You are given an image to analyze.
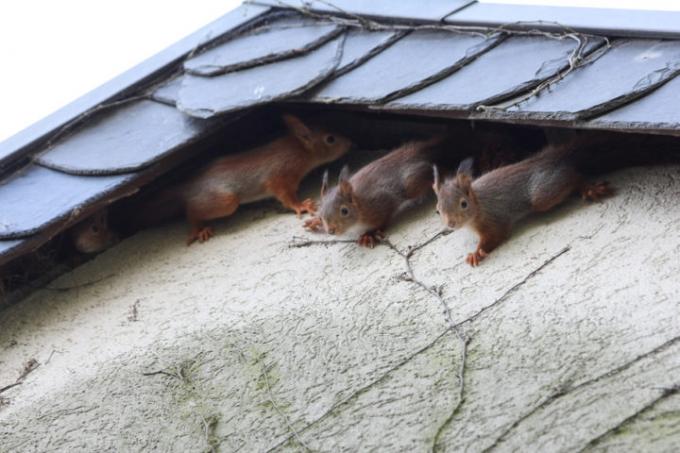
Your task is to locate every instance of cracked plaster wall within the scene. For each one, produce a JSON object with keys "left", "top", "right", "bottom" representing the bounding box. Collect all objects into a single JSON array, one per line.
[{"left": 0, "top": 165, "right": 679, "bottom": 452}]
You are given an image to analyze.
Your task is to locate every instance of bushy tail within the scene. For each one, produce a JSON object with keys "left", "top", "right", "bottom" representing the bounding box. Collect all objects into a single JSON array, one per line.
[
  {"left": 114, "top": 187, "right": 184, "bottom": 234},
  {"left": 430, "top": 122, "right": 548, "bottom": 175},
  {"left": 549, "top": 130, "right": 680, "bottom": 175}
]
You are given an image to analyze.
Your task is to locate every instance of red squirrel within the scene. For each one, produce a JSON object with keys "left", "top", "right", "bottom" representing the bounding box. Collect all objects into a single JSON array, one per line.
[
  {"left": 304, "top": 137, "right": 444, "bottom": 247},
  {"left": 433, "top": 142, "right": 612, "bottom": 267},
  {"left": 71, "top": 210, "right": 117, "bottom": 254},
  {"left": 135, "top": 114, "right": 352, "bottom": 244}
]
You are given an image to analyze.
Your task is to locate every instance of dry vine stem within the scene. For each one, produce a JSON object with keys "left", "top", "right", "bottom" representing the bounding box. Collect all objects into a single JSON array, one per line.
[{"left": 257, "top": 0, "right": 610, "bottom": 108}]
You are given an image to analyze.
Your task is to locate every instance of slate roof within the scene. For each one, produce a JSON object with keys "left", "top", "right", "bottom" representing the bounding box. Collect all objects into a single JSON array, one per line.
[{"left": 2, "top": 0, "right": 680, "bottom": 267}]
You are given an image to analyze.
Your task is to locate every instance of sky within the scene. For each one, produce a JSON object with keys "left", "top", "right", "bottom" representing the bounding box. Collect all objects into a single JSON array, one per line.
[{"left": 0, "top": 0, "right": 679, "bottom": 143}]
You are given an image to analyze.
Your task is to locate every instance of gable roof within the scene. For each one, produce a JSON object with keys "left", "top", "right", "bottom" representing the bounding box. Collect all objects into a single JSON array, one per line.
[{"left": 2, "top": 0, "right": 680, "bottom": 268}]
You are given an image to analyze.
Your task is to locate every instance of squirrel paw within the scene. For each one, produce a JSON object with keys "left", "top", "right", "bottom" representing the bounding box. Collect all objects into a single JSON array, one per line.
[
  {"left": 466, "top": 249, "right": 488, "bottom": 267},
  {"left": 187, "top": 227, "right": 214, "bottom": 246},
  {"left": 357, "top": 230, "right": 385, "bottom": 249},
  {"left": 303, "top": 216, "right": 323, "bottom": 232},
  {"left": 294, "top": 198, "right": 317, "bottom": 218},
  {"left": 581, "top": 181, "right": 612, "bottom": 201}
]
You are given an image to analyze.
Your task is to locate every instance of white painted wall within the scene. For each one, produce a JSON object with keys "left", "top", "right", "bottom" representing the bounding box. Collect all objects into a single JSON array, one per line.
[{"left": 1, "top": 166, "right": 678, "bottom": 450}]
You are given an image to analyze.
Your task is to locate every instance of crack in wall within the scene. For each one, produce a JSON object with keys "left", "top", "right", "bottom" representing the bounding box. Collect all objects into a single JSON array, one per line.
[
  {"left": 578, "top": 384, "right": 680, "bottom": 452},
  {"left": 287, "top": 232, "right": 570, "bottom": 452},
  {"left": 260, "top": 361, "right": 312, "bottom": 452},
  {"left": 482, "top": 335, "right": 680, "bottom": 452},
  {"left": 456, "top": 246, "right": 570, "bottom": 328},
  {"left": 266, "top": 328, "right": 454, "bottom": 452},
  {"left": 381, "top": 235, "right": 469, "bottom": 453}
]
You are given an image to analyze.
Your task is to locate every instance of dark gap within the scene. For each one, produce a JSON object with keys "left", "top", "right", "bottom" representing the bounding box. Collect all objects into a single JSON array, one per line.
[{"left": 2, "top": 105, "right": 680, "bottom": 309}]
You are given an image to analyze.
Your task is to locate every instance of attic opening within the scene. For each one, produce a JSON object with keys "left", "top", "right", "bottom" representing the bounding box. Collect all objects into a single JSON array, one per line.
[
  {"left": 2, "top": 4, "right": 680, "bottom": 306},
  {"left": 2, "top": 106, "right": 679, "bottom": 306}
]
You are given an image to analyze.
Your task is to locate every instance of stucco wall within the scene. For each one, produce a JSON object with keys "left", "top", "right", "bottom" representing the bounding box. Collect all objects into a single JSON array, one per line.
[{"left": 1, "top": 166, "right": 679, "bottom": 452}]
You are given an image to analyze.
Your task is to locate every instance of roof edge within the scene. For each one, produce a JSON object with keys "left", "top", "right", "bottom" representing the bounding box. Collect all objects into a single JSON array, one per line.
[
  {"left": 444, "top": 3, "right": 680, "bottom": 40},
  {"left": 0, "top": 3, "right": 271, "bottom": 173}
]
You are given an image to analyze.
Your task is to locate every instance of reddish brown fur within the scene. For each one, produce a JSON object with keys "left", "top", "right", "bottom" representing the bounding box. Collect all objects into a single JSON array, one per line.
[
  {"left": 71, "top": 210, "right": 117, "bottom": 254},
  {"left": 307, "top": 137, "right": 443, "bottom": 247},
  {"left": 134, "top": 115, "right": 351, "bottom": 245},
  {"left": 435, "top": 143, "right": 613, "bottom": 266}
]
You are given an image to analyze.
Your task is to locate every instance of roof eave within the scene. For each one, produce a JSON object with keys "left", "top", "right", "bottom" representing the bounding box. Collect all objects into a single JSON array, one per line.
[{"left": 0, "top": 2, "right": 271, "bottom": 173}]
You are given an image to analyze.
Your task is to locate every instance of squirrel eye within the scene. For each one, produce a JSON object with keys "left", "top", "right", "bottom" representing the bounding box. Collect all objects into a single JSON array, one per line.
[
  {"left": 340, "top": 206, "right": 349, "bottom": 217},
  {"left": 460, "top": 199, "right": 468, "bottom": 210},
  {"left": 325, "top": 135, "right": 336, "bottom": 145}
]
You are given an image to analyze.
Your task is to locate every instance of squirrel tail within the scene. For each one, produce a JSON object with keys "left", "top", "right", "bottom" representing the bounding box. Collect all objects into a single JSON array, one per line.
[
  {"left": 547, "top": 130, "right": 680, "bottom": 175},
  {"left": 115, "top": 187, "right": 184, "bottom": 234}
]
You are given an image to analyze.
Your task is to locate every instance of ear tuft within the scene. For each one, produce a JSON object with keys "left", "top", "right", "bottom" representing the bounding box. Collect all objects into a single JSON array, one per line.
[
  {"left": 283, "top": 114, "right": 313, "bottom": 149},
  {"left": 457, "top": 157, "right": 475, "bottom": 178},
  {"left": 321, "top": 169, "right": 329, "bottom": 198},
  {"left": 338, "top": 165, "right": 351, "bottom": 183},
  {"left": 338, "top": 166, "right": 353, "bottom": 198},
  {"left": 432, "top": 164, "right": 441, "bottom": 194}
]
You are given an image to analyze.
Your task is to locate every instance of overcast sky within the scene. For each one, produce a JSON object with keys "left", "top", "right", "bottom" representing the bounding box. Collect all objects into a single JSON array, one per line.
[{"left": 0, "top": 0, "right": 679, "bottom": 143}]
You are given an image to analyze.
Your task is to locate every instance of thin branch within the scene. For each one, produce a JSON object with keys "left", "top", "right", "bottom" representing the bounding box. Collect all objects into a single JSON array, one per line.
[
  {"left": 266, "top": 328, "right": 453, "bottom": 452},
  {"left": 141, "top": 370, "right": 179, "bottom": 379},
  {"left": 261, "top": 363, "right": 312, "bottom": 452},
  {"left": 37, "top": 274, "right": 117, "bottom": 292},
  {"left": 483, "top": 335, "right": 680, "bottom": 451},
  {"left": 288, "top": 236, "right": 356, "bottom": 248},
  {"left": 456, "top": 246, "right": 570, "bottom": 328},
  {"left": 0, "top": 358, "right": 40, "bottom": 396},
  {"left": 0, "top": 382, "right": 22, "bottom": 395},
  {"left": 382, "top": 236, "right": 470, "bottom": 453},
  {"left": 578, "top": 385, "right": 680, "bottom": 452},
  {"left": 257, "top": 0, "right": 609, "bottom": 43},
  {"left": 201, "top": 414, "right": 220, "bottom": 453}
]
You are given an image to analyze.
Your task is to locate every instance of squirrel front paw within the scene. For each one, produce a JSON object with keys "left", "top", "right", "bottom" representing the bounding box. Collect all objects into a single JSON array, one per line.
[
  {"left": 294, "top": 198, "right": 317, "bottom": 217},
  {"left": 357, "top": 230, "right": 385, "bottom": 249},
  {"left": 187, "top": 227, "right": 214, "bottom": 246},
  {"left": 466, "top": 248, "right": 488, "bottom": 267},
  {"left": 303, "top": 216, "right": 323, "bottom": 232},
  {"left": 580, "top": 181, "right": 612, "bottom": 201}
]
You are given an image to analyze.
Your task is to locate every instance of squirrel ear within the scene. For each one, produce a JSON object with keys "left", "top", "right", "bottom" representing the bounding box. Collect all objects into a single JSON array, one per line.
[
  {"left": 283, "top": 114, "right": 313, "bottom": 150},
  {"left": 338, "top": 165, "right": 351, "bottom": 184},
  {"left": 321, "top": 169, "right": 329, "bottom": 198},
  {"left": 432, "top": 164, "right": 441, "bottom": 194},
  {"left": 456, "top": 173, "right": 472, "bottom": 195},
  {"left": 457, "top": 157, "right": 475, "bottom": 178},
  {"left": 338, "top": 166, "right": 353, "bottom": 198}
]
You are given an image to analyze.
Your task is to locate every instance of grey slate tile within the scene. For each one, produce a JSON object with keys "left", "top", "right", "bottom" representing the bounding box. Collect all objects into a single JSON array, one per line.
[
  {"left": 386, "top": 35, "right": 605, "bottom": 111},
  {"left": 334, "top": 28, "right": 406, "bottom": 76},
  {"left": 35, "top": 100, "right": 216, "bottom": 175},
  {"left": 0, "top": 239, "right": 24, "bottom": 257},
  {"left": 445, "top": 3, "right": 680, "bottom": 39},
  {"left": 588, "top": 75, "right": 680, "bottom": 132},
  {"left": 0, "top": 3, "right": 270, "bottom": 173},
  {"left": 248, "top": 0, "right": 474, "bottom": 22},
  {"left": 309, "top": 30, "right": 503, "bottom": 104},
  {"left": 184, "top": 16, "right": 343, "bottom": 76},
  {"left": 151, "top": 76, "right": 184, "bottom": 106},
  {"left": 507, "top": 40, "right": 680, "bottom": 120},
  {"left": 178, "top": 34, "right": 345, "bottom": 118},
  {"left": 0, "top": 165, "right": 130, "bottom": 239}
]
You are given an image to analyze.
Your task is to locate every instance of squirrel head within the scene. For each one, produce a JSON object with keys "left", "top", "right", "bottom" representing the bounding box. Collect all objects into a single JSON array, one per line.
[
  {"left": 317, "top": 166, "right": 360, "bottom": 236},
  {"left": 283, "top": 114, "right": 352, "bottom": 164},
  {"left": 71, "top": 210, "right": 117, "bottom": 254},
  {"left": 433, "top": 158, "right": 478, "bottom": 230}
]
